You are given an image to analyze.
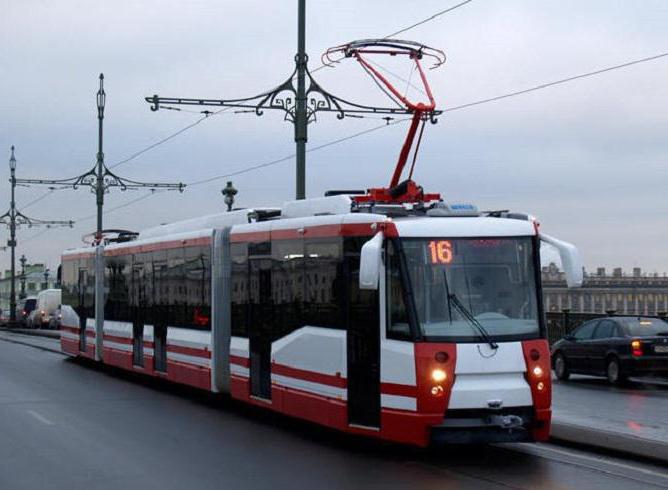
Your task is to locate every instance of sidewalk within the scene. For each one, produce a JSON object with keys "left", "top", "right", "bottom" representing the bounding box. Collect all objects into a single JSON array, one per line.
[{"left": 551, "top": 376, "right": 668, "bottom": 463}]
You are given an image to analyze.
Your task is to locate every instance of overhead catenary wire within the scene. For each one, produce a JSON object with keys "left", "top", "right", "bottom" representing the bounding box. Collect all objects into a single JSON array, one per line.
[
  {"left": 384, "top": 0, "right": 475, "bottom": 39},
  {"left": 109, "top": 107, "right": 232, "bottom": 169},
  {"left": 442, "top": 51, "right": 668, "bottom": 113},
  {"left": 22, "top": 189, "right": 57, "bottom": 210},
  {"left": 187, "top": 117, "right": 411, "bottom": 187}
]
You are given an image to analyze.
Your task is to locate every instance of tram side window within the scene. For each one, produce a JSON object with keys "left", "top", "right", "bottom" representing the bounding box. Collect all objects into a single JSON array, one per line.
[
  {"left": 79, "top": 256, "right": 95, "bottom": 319},
  {"left": 61, "top": 259, "right": 77, "bottom": 311},
  {"left": 184, "top": 245, "right": 211, "bottom": 330},
  {"left": 130, "top": 254, "right": 147, "bottom": 324},
  {"left": 271, "top": 239, "right": 304, "bottom": 338},
  {"left": 104, "top": 254, "right": 131, "bottom": 322},
  {"left": 231, "top": 242, "right": 249, "bottom": 337},
  {"left": 167, "top": 247, "right": 185, "bottom": 326},
  {"left": 152, "top": 251, "right": 168, "bottom": 327},
  {"left": 303, "top": 238, "right": 344, "bottom": 330},
  {"left": 386, "top": 241, "right": 411, "bottom": 341}
]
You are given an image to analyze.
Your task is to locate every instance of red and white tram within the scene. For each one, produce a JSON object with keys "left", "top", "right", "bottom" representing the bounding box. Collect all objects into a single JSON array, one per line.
[
  {"left": 60, "top": 192, "right": 582, "bottom": 446},
  {"left": 59, "top": 40, "right": 582, "bottom": 446}
]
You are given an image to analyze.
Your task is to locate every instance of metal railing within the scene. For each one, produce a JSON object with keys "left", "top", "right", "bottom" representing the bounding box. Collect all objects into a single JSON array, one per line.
[{"left": 546, "top": 309, "right": 668, "bottom": 345}]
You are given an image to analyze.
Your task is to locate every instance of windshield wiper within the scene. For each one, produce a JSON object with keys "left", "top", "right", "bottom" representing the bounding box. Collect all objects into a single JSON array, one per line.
[{"left": 443, "top": 271, "right": 498, "bottom": 350}]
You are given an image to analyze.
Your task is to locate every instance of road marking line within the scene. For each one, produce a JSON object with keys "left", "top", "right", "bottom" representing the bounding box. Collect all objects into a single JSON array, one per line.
[
  {"left": 514, "top": 443, "right": 668, "bottom": 480},
  {"left": 27, "top": 410, "right": 54, "bottom": 426}
]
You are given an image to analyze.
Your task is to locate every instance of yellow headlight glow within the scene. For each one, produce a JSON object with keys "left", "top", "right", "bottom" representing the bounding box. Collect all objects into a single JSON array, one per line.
[{"left": 431, "top": 368, "right": 447, "bottom": 383}]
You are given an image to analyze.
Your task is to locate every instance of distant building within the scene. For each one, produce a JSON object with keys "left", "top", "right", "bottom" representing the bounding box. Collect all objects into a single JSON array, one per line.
[
  {"left": 542, "top": 263, "right": 668, "bottom": 316},
  {"left": 0, "top": 263, "right": 58, "bottom": 311}
]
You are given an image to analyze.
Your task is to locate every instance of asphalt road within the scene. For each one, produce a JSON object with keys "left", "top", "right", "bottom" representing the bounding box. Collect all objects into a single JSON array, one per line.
[{"left": 0, "top": 336, "right": 666, "bottom": 490}]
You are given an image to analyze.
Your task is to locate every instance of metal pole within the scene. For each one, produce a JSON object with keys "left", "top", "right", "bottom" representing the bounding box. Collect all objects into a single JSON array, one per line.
[
  {"left": 294, "top": 0, "right": 307, "bottom": 200},
  {"left": 19, "top": 254, "right": 26, "bottom": 300},
  {"left": 8, "top": 147, "right": 17, "bottom": 323},
  {"left": 96, "top": 73, "right": 106, "bottom": 242}
]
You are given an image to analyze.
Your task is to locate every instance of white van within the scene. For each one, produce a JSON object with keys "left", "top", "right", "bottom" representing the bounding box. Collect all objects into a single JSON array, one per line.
[{"left": 29, "top": 289, "right": 62, "bottom": 328}]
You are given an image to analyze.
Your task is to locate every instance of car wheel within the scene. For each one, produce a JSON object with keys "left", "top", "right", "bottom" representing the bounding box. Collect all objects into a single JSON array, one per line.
[
  {"left": 606, "top": 357, "right": 627, "bottom": 385},
  {"left": 554, "top": 352, "right": 570, "bottom": 381}
]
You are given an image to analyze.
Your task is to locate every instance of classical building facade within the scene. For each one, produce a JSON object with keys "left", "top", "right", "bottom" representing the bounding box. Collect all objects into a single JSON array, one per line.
[
  {"left": 542, "top": 264, "right": 668, "bottom": 316},
  {"left": 0, "top": 263, "right": 58, "bottom": 312}
]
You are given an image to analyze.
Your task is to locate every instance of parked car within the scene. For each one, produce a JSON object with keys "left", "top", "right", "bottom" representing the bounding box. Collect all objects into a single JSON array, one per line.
[
  {"left": 27, "top": 289, "right": 61, "bottom": 329},
  {"left": 552, "top": 316, "right": 668, "bottom": 384}
]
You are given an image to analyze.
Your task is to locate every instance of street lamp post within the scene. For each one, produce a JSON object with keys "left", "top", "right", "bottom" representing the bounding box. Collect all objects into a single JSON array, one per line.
[
  {"left": 1, "top": 147, "right": 74, "bottom": 324},
  {"left": 95, "top": 74, "right": 106, "bottom": 242},
  {"left": 8, "top": 147, "right": 17, "bottom": 323},
  {"left": 19, "top": 254, "right": 27, "bottom": 300}
]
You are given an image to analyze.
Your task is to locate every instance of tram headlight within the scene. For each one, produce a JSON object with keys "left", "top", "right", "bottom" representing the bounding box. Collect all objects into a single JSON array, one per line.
[
  {"left": 537, "top": 381, "right": 545, "bottom": 391},
  {"left": 532, "top": 366, "right": 543, "bottom": 378},
  {"left": 431, "top": 368, "right": 447, "bottom": 383}
]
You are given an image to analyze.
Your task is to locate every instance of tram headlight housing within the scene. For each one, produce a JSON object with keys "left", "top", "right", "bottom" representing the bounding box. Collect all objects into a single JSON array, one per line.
[{"left": 431, "top": 368, "right": 447, "bottom": 383}]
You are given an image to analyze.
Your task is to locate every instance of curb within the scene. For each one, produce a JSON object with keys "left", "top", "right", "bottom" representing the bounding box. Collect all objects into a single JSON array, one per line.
[
  {"left": 0, "top": 327, "right": 60, "bottom": 339},
  {"left": 551, "top": 419, "right": 668, "bottom": 464},
  {"left": 0, "top": 333, "right": 63, "bottom": 355}
]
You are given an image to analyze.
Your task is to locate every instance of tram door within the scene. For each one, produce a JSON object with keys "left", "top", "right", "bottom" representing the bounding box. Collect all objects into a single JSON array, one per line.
[
  {"left": 249, "top": 244, "right": 273, "bottom": 400},
  {"left": 346, "top": 255, "right": 381, "bottom": 428}
]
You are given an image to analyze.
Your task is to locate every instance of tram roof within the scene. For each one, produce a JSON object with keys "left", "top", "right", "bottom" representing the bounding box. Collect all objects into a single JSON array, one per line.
[{"left": 62, "top": 196, "right": 537, "bottom": 256}]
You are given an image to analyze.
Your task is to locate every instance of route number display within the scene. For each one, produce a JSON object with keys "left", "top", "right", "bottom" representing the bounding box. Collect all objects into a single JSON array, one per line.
[{"left": 428, "top": 240, "right": 453, "bottom": 264}]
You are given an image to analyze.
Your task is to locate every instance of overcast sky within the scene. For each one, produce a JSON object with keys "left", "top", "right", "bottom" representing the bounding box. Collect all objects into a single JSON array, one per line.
[{"left": 1, "top": 0, "right": 667, "bottom": 275}]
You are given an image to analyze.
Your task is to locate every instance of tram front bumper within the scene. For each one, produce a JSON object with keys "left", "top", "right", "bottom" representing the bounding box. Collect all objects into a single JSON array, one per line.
[{"left": 429, "top": 407, "right": 535, "bottom": 444}]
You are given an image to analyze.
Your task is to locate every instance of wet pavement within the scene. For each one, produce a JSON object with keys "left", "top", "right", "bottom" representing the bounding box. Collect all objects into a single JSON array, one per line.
[
  {"left": 0, "top": 335, "right": 667, "bottom": 489},
  {"left": 553, "top": 375, "right": 668, "bottom": 444}
]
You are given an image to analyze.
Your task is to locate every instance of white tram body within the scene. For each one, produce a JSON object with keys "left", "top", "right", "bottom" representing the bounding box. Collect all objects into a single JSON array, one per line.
[{"left": 60, "top": 195, "right": 581, "bottom": 446}]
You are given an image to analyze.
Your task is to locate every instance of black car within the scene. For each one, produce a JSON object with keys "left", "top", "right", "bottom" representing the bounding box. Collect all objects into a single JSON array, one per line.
[{"left": 551, "top": 316, "right": 668, "bottom": 384}]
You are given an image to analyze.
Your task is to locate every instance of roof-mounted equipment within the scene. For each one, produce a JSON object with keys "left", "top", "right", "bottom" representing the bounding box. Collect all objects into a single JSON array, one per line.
[{"left": 323, "top": 39, "right": 445, "bottom": 205}]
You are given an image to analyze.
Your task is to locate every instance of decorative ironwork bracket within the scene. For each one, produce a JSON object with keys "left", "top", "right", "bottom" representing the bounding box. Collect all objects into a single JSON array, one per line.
[
  {"left": 145, "top": 61, "right": 442, "bottom": 124},
  {"left": 0, "top": 209, "right": 73, "bottom": 228},
  {"left": 16, "top": 164, "right": 185, "bottom": 194}
]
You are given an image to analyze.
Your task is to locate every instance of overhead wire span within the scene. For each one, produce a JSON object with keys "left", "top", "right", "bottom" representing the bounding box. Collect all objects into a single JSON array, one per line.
[
  {"left": 109, "top": 107, "right": 232, "bottom": 169},
  {"left": 384, "top": 0, "right": 475, "bottom": 39},
  {"left": 187, "top": 117, "right": 411, "bottom": 187},
  {"left": 442, "top": 51, "right": 668, "bottom": 113},
  {"left": 22, "top": 189, "right": 57, "bottom": 210}
]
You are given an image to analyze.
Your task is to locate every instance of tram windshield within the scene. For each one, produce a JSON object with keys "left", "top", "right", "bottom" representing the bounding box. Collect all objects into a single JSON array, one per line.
[{"left": 388, "top": 237, "right": 541, "bottom": 342}]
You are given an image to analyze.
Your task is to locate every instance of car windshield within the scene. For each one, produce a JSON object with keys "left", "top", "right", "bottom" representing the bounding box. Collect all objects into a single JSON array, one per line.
[
  {"left": 621, "top": 318, "right": 668, "bottom": 336},
  {"left": 391, "top": 237, "right": 540, "bottom": 341}
]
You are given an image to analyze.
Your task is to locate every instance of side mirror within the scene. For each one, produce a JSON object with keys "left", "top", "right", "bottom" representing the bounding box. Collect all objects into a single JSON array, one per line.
[
  {"left": 564, "top": 334, "right": 575, "bottom": 342},
  {"left": 359, "top": 232, "right": 383, "bottom": 290},
  {"left": 540, "top": 233, "right": 583, "bottom": 288}
]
